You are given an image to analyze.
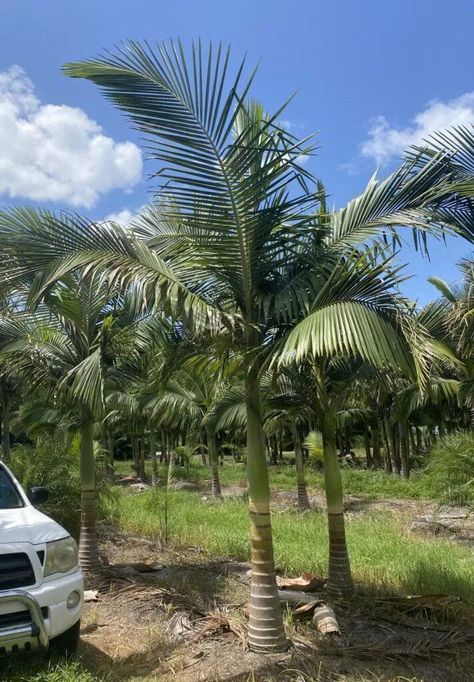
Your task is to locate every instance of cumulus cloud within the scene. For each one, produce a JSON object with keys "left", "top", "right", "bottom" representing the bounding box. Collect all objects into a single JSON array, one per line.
[
  {"left": 0, "top": 65, "right": 142, "bottom": 207},
  {"left": 104, "top": 207, "right": 137, "bottom": 226},
  {"left": 361, "top": 92, "right": 474, "bottom": 164}
]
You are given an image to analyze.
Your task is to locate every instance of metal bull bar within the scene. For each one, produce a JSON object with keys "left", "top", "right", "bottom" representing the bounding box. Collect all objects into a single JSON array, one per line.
[{"left": 0, "top": 589, "right": 48, "bottom": 652}]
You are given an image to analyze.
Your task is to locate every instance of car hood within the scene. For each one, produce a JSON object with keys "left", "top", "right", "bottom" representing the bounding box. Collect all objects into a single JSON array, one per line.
[{"left": 0, "top": 505, "right": 68, "bottom": 545}]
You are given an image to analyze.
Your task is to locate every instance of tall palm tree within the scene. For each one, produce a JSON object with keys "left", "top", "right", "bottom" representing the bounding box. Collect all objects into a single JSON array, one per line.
[{"left": 0, "top": 276, "right": 131, "bottom": 578}]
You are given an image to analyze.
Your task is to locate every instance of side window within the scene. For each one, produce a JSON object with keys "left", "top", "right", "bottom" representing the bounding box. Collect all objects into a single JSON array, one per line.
[{"left": 0, "top": 467, "right": 23, "bottom": 509}]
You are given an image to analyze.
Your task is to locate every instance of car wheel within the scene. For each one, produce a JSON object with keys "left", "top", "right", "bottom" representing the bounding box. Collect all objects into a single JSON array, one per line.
[{"left": 49, "top": 619, "right": 80, "bottom": 657}]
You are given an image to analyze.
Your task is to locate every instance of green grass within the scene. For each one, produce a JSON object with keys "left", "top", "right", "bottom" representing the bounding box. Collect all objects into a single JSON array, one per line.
[
  {"left": 114, "top": 457, "right": 438, "bottom": 500},
  {"left": 0, "top": 658, "right": 101, "bottom": 682},
  {"left": 103, "top": 487, "right": 474, "bottom": 605}
]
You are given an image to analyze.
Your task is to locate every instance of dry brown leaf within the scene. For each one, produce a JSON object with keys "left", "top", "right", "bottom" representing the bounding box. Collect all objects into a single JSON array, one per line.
[
  {"left": 312, "top": 605, "right": 340, "bottom": 635},
  {"left": 293, "top": 599, "right": 324, "bottom": 616},
  {"left": 277, "top": 573, "right": 326, "bottom": 592}
]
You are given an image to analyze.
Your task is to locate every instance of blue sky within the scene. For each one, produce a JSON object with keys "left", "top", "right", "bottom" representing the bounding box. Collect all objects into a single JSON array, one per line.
[{"left": 0, "top": 0, "right": 472, "bottom": 302}]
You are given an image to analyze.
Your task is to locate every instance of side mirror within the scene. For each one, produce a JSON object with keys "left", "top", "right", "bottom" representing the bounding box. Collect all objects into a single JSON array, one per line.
[{"left": 30, "top": 486, "right": 49, "bottom": 505}]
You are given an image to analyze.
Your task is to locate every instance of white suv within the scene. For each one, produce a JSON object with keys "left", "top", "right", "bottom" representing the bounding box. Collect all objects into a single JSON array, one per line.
[{"left": 0, "top": 460, "right": 83, "bottom": 655}]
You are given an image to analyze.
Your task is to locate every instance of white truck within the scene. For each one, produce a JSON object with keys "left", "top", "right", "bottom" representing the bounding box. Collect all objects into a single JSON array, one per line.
[{"left": 0, "top": 460, "right": 83, "bottom": 655}]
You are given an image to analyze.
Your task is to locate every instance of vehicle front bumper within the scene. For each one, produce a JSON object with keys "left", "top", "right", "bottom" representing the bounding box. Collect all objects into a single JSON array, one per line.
[
  {"left": 0, "top": 570, "right": 83, "bottom": 653},
  {"left": 0, "top": 590, "right": 48, "bottom": 653}
]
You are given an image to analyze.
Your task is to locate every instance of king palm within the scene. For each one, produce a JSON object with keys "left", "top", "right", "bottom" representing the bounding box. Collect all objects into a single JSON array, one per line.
[
  {"left": 1, "top": 41, "right": 474, "bottom": 649},
  {"left": 0, "top": 275, "right": 128, "bottom": 579}
]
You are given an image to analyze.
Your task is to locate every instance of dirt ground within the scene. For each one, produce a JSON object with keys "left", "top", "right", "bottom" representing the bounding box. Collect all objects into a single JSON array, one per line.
[{"left": 77, "top": 507, "right": 474, "bottom": 682}]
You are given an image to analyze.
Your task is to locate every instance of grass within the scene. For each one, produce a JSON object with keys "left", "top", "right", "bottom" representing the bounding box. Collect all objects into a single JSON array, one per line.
[
  {"left": 0, "top": 658, "right": 101, "bottom": 682},
  {"left": 103, "top": 487, "right": 474, "bottom": 606},
  {"left": 114, "top": 457, "right": 439, "bottom": 500}
]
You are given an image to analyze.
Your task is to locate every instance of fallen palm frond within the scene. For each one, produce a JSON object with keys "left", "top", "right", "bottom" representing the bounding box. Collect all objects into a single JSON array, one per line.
[
  {"left": 277, "top": 573, "right": 327, "bottom": 592},
  {"left": 278, "top": 589, "right": 323, "bottom": 608},
  {"left": 338, "top": 629, "right": 474, "bottom": 661},
  {"left": 189, "top": 608, "right": 247, "bottom": 648},
  {"left": 374, "top": 593, "right": 462, "bottom": 611}
]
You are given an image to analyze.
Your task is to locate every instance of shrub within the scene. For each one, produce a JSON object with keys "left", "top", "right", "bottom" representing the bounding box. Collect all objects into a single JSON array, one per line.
[
  {"left": 425, "top": 431, "right": 474, "bottom": 506},
  {"left": 304, "top": 431, "right": 324, "bottom": 467},
  {"left": 10, "top": 436, "right": 82, "bottom": 538}
]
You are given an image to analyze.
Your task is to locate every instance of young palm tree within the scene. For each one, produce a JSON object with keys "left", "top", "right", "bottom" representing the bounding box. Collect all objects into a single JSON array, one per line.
[
  {"left": 0, "top": 276, "right": 129, "bottom": 578},
  {"left": 156, "top": 360, "right": 228, "bottom": 496}
]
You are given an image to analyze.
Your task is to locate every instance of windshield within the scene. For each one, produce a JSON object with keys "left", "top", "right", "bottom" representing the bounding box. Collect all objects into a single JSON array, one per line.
[{"left": 0, "top": 466, "right": 23, "bottom": 509}]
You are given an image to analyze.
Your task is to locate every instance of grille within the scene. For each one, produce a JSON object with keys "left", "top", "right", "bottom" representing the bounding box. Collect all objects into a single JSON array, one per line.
[
  {"left": 0, "top": 553, "right": 35, "bottom": 590},
  {"left": 0, "top": 607, "right": 48, "bottom": 629}
]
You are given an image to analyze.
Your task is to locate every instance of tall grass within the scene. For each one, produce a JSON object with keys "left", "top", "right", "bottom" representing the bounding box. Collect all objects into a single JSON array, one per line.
[
  {"left": 103, "top": 488, "right": 474, "bottom": 605},
  {"left": 115, "top": 458, "right": 437, "bottom": 500}
]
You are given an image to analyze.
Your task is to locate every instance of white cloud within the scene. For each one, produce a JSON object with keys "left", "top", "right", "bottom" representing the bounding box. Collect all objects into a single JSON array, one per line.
[
  {"left": 279, "top": 119, "right": 305, "bottom": 131},
  {"left": 338, "top": 161, "right": 360, "bottom": 177},
  {"left": 0, "top": 65, "right": 142, "bottom": 208},
  {"left": 104, "top": 207, "right": 137, "bottom": 226},
  {"left": 361, "top": 92, "right": 474, "bottom": 164}
]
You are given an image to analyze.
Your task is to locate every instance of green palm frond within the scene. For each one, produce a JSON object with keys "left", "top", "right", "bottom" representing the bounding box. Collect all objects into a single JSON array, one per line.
[{"left": 281, "top": 300, "right": 412, "bottom": 373}]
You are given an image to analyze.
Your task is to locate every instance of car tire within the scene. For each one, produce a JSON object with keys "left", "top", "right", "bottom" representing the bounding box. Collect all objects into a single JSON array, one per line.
[{"left": 49, "top": 619, "right": 80, "bottom": 657}]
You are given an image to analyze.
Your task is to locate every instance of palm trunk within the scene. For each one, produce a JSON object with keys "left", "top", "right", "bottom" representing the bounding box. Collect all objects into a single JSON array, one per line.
[
  {"left": 206, "top": 428, "right": 222, "bottom": 497},
  {"left": 246, "top": 370, "right": 286, "bottom": 652},
  {"left": 363, "top": 427, "right": 372, "bottom": 468},
  {"left": 387, "top": 417, "right": 400, "bottom": 476},
  {"left": 0, "top": 393, "right": 10, "bottom": 463},
  {"left": 107, "top": 433, "right": 114, "bottom": 482},
  {"left": 399, "top": 421, "right": 410, "bottom": 479},
  {"left": 409, "top": 427, "right": 417, "bottom": 459},
  {"left": 372, "top": 424, "right": 382, "bottom": 468},
  {"left": 79, "top": 415, "right": 99, "bottom": 580},
  {"left": 200, "top": 431, "right": 207, "bottom": 466},
  {"left": 138, "top": 433, "right": 146, "bottom": 480},
  {"left": 381, "top": 417, "right": 392, "bottom": 473},
  {"left": 293, "top": 426, "right": 310, "bottom": 510},
  {"left": 321, "top": 409, "right": 354, "bottom": 599},
  {"left": 150, "top": 431, "right": 158, "bottom": 486}
]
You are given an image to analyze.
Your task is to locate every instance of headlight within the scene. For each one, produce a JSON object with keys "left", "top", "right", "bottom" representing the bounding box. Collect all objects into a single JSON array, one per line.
[{"left": 44, "top": 537, "right": 78, "bottom": 577}]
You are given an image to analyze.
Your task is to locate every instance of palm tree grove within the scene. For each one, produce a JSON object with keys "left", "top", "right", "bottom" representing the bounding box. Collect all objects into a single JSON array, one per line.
[{"left": 0, "top": 9, "right": 473, "bottom": 682}]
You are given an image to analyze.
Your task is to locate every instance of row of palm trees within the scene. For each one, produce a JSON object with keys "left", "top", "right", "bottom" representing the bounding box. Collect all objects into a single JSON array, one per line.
[{"left": 0, "top": 40, "right": 473, "bottom": 652}]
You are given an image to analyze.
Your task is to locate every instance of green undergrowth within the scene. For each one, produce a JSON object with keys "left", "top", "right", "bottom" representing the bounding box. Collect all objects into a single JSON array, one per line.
[
  {"left": 114, "top": 458, "right": 437, "bottom": 500},
  {"left": 103, "top": 487, "right": 474, "bottom": 606},
  {"left": 0, "top": 658, "right": 100, "bottom": 682}
]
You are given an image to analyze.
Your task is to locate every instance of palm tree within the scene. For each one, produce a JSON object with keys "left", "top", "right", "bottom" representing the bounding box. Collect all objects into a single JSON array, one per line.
[{"left": 0, "top": 276, "right": 131, "bottom": 579}]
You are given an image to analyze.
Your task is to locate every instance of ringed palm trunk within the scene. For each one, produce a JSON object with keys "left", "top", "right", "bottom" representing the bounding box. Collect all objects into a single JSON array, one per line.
[
  {"left": 79, "top": 413, "right": 99, "bottom": 579},
  {"left": 321, "top": 409, "right": 354, "bottom": 599},
  {"left": 246, "top": 369, "right": 286, "bottom": 652},
  {"left": 206, "top": 428, "right": 222, "bottom": 497},
  {"left": 293, "top": 427, "right": 310, "bottom": 511}
]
